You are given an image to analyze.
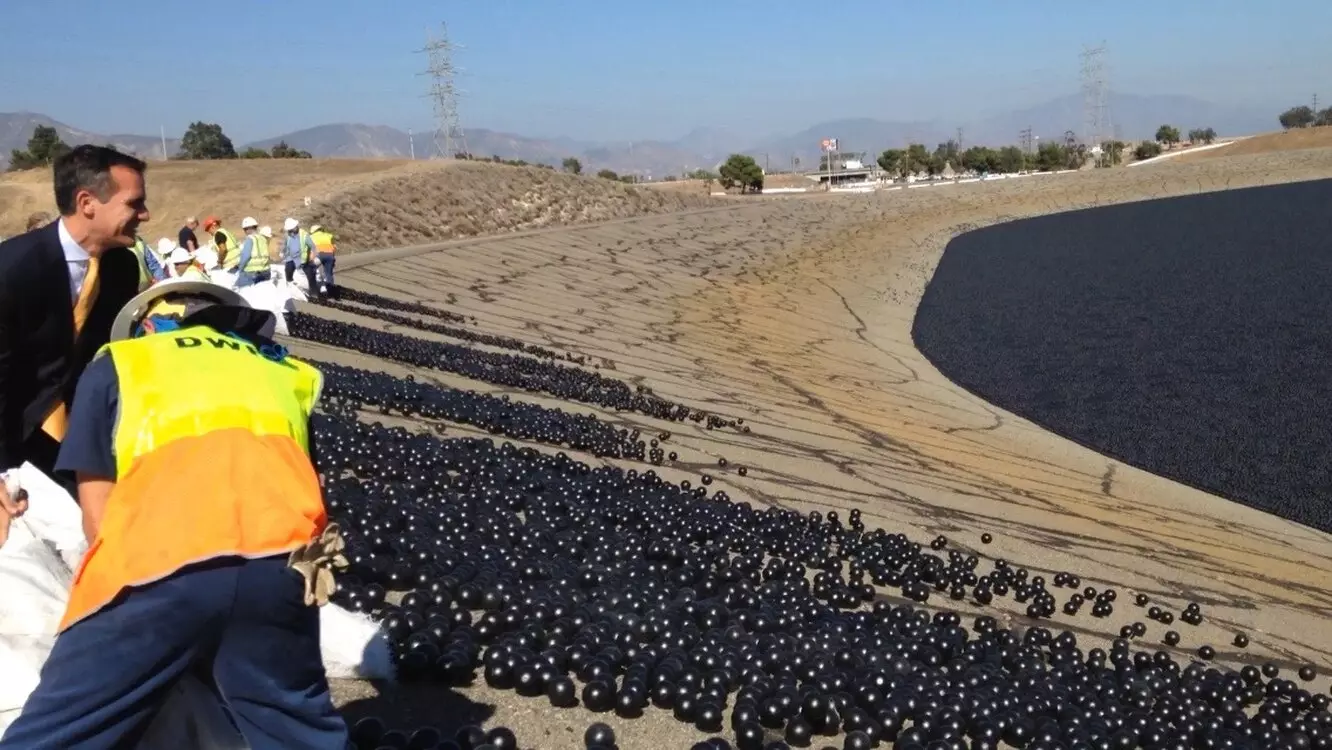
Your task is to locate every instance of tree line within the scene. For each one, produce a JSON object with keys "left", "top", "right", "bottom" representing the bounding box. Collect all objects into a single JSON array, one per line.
[
  {"left": 1277, "top": 103, "right": 1332, "bottom": 129},
  {"left": 5, "top": 122, "right": 312, "bottom": 171}
]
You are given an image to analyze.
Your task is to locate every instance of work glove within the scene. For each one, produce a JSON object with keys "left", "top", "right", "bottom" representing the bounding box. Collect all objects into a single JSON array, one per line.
[
  {"left": 286, "top": 522, "right": 349, "bottom": 607},
  {"left": 0, "top": 470, "right": 29, "bottom": 550}
]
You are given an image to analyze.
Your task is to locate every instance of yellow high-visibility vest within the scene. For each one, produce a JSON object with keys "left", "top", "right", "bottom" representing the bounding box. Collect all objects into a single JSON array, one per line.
[
  {"left": 217, "top": 228, "right": 241, "bottom": 270},
  {"left": 243, "top": 234, "right": 271, "bottom": 274},
  {"left": 60, "top": 325, "right": 325, "bottom": 633},
  {"left": 311, "top": 229, "right": 336, "bottom": 256}
]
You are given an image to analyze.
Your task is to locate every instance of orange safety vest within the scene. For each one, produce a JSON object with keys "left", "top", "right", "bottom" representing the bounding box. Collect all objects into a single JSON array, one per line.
[
  {"left": 59, "top": 325, "right": 327, "bottom": 633},
  {"left": 311, "top": 229, "right": 336, "bottom": 256}
]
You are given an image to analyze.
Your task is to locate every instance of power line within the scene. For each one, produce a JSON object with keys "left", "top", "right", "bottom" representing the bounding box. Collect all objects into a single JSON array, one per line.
[
  {"left": 418, "top": 23, "right": 467, "bottom": 159},
  {"left": 1081, "top": 43, "right": 1112, "bottom": 165}
]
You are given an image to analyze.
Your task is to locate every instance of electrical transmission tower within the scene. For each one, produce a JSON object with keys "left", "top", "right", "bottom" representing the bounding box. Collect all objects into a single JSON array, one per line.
[
  {"left": 418, "top": 23, "right": 468, "bottom": 159},
  {"left": 1081, "top": 44, "right": 1112, "bottom": 165},
  {"left": 1019, "top": 127, "right": 1033, "bottom": 154}
]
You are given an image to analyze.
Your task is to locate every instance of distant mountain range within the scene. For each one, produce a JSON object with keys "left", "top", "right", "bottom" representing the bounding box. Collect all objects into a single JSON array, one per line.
[{"left": 1, "top": 92, "right": 1277, "bottom": 176}]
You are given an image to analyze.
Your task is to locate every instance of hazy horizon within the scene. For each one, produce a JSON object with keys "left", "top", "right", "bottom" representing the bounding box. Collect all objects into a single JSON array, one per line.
[{"left": 2, "top": 0, "right": 1328, "bottom": 144}]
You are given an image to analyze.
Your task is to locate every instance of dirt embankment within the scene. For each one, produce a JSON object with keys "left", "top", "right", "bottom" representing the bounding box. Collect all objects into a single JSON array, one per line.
[
  {"left": 306, "top": 161, "right": 720, "bottom": 252},
  {"left": 0, "top": 158, "right": 721, "bottom": 248}
]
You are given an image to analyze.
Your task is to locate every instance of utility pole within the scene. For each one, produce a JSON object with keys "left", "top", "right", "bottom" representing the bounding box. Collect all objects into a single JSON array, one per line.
[
  {"left": 408, "top": 129, "right": 415, "bottom": 160},
  {"left": 418, "top": 23, "right": 468, "bottom": 159},
  {"left": 1314, "top": 93, "right": 1319, "bottom": 114},
  {"left": 1081, "top": 43, "right": 1111, "bottom": 166},
  {"left": 1019, "top": 127, "right": 1033, "bottom": 170},
  {"left": 160, "top": 126, "right": 167, "bottom": 160},
  {"left": 956, "top": 127, "right": 963, "bottom": 152}
]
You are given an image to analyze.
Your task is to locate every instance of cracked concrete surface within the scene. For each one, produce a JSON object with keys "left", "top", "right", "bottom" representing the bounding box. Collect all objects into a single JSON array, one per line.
[{"left": 302, "top": 149, "right": 1332, "bottom": 748}]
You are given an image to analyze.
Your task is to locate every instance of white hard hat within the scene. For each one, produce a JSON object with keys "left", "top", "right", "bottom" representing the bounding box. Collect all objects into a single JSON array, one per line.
[
  {"left": 283, "top": 217, "right": 300, "bottom": 232},
  {"left": 240, "top": 216, "right": 259, "bottom": 229},
  {"left": 167, "top": 246, "right": 193, "bottom": 264},
  {"left": 156, "top": 238, "right": 176, "bottom": 256},
  {"left": 110, "top": 279, "right": 248, "bottom": 342},
  {"left": 259, "top": 225, "right": 273, "bottom": 238},
  {"left": 309, "top": 224, "right": 323, "bottom": 233}
]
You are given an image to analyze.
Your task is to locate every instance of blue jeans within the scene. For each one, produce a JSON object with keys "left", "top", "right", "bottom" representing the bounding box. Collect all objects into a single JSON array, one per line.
[
  {"left": 0, "top": 556, "right": 348, "bottom": 750},
  {"left": 318, "top": 254, "right": 335, "bottom": 288}
]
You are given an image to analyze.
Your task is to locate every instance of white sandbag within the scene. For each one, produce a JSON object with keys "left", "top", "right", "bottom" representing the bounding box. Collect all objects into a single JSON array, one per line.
[
  {"left": 0, "top": 464, "right": 394, "bottom": 746},
  {"left": 194, "top": 245, "right": 220, "bottom": 271}
]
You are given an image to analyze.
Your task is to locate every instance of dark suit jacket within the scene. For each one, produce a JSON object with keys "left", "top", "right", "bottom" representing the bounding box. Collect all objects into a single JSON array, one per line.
[{"left": 0, "top": 221, "right": 141, "bottom": 472}]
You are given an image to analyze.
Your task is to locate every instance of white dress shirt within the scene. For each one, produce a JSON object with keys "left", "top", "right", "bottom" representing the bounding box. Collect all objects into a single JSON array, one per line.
[{"left": 56, "top": 218, "right": 93, "bottom": 303}]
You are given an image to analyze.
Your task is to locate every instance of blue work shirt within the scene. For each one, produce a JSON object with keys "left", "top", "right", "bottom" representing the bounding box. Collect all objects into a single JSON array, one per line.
[
  {"left": 235, "top": 236, "right": 257, "bottom": 274},
  {"left": 283, "top": 231, "right": 315, "bottom": 264},
  {"left": 143, "top": 247, "right": 168, "bottom": 282}
]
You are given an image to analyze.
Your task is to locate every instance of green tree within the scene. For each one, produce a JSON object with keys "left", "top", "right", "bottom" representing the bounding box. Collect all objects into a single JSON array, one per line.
[
  {"left": 718, "top": 153, "right": 763, "bottom": 193},
  {"left": 1318, "top": 109, "right": 1332, "bottom": 127},
  {"left": 876, "top": 149, "right": 904, "bottom": 177},
  {"left": 562, "top": 157, "right": 582, "bottom": 175},
  {"left": 270, "top": 140, "right": 312, "bottom": 159},
  {"left": 239, "top": 147, "right": 271, "bottom": 159},
  {"left": 1279, "top": 106, "right": 1315, "bottom": 129},
  {"left": 930, "top": 139, "right": 961, "bottom": 175},
  {"left": 995, "top": 146, "right": 1025, "bottom": 173},
  {"left": 1134, "top": 140, "right": 1163, "bottom": 160},
  {"left": 1101, "top": 140, "right": 1126, "bottom": 166},
  {"left": 178, "top": 122, "right": 237, "bottom": 159},
  {"left": 903, "top": 143, "right": 930, "bottom": 175},
  {"left": 596, "top": 168, "right": 619, "bottom": 180},
  {"left": 1188, "top": 127, "right": 1216, "bottom": 145},
  {"left": 960, "top": 146, "right": 1000, "bottom": 174},
  {"left": 7, "top": 125, "right": 71, "bottom": 171},
  {"left": 1033, "top": 141, "right": 1069, "bottom": 171},
  {"left": 686, "top": 168, "right": 717, "bottom": 180},
  {"left": 1154, "top": 125, "right": 1181, "bottom": 147}
]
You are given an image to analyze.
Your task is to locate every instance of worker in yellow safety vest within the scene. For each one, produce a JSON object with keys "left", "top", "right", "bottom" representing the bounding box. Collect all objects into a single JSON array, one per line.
[
  {"left": 165, "top": 246, "right": 209, "bottom": 282},
  {"left": 203, "top": 216, "right": 241, "bottom": 271},
  {"left": 126, "top": 235, "right": 167, "bottom": 290},
  {"left": 0, "top": 279, "right": 350, "bottom": 750},
  {"left": 234, "top": 216, "right": 272, "bottom": 286},
  {"left": 309, "top": 224, "right": 337, "bottom": 297},
  {"left": 281, "top": 217, "right": 320, "bottom": 297}
]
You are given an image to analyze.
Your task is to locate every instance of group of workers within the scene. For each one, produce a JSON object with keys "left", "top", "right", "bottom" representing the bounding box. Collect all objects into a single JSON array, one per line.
[
  {"left": 0, "top": 145, "right": 351, "bottom": 748},
  {"left": 122, "top": 214, "right": 338, "bottom": 297}
]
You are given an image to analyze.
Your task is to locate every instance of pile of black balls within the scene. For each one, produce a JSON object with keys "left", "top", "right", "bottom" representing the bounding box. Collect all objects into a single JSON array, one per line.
[
  {"left": 315, "top": 290, "right": 583, "bottom": 364},
  {"left": 288, "top": 311, "right": 740, "bottom": 428},
  {"left": 314, "top": 359, "right": 647, "bottom": 459},
  {"left": 334, "top": 286, "right": 470, "bottom": 324},
  {"left": 308, "top": 404, "right": 1331, "bottom": 750},
  {"left": 349, "top": 717, "right": 519, "bottom": 750}
]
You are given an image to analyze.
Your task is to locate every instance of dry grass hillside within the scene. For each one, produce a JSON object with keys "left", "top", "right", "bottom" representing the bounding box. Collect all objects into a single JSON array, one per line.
[
  {"left": 646, "top": 172, "right": 819, "bottom": 194},
  {"left": 1174, "top": 127, "right": 1332, "bottom": 161},
  {"left": 307, "top": 161, "right": 718, "bottom": 252},
  {"left": 0, "top": 158, "right": 720, "bottom": 247},
  {"left": 0, "top": 158, "right": 409, "bottom": 239}
]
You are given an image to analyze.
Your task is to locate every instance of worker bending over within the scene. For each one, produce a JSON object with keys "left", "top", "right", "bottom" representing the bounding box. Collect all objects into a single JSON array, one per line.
[
  {"left": 234, "top": 215, "right": 272, "bottom": 286},
  {"left": 166, "top": 246, "right": 208, "bottom": 281},
  {"left": 282, "top": 217, "right": 319, "bottom": 295},
  {"left": 0, "top": 280, "right": 350, "bottom": 750},
  {"left": 310, "top": 223, "right": 337, "bottom": 297},
  {"left": 203, "top": 216, "right": 239, "bottom": 271}
]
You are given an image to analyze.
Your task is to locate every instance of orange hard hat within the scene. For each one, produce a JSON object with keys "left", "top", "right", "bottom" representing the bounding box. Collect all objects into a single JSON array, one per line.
[{"left": 202, "top": 216, "right": 220, "bottom": 229}]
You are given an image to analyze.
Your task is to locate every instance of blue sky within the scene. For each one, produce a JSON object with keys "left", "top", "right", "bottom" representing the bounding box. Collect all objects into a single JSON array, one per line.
[{"left": 1, "top": 0, "right": 1327, "bottom": 144}]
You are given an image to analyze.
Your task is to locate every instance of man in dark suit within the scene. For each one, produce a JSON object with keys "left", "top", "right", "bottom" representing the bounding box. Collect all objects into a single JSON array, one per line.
[{"left": 0, "top": 145, "right": 149, "bottom": 547}]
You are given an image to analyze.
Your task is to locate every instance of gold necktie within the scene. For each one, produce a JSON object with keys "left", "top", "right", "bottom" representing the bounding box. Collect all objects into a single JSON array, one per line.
[{"left": 41, "top": 256, "right": 101, "bottom": 441}]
